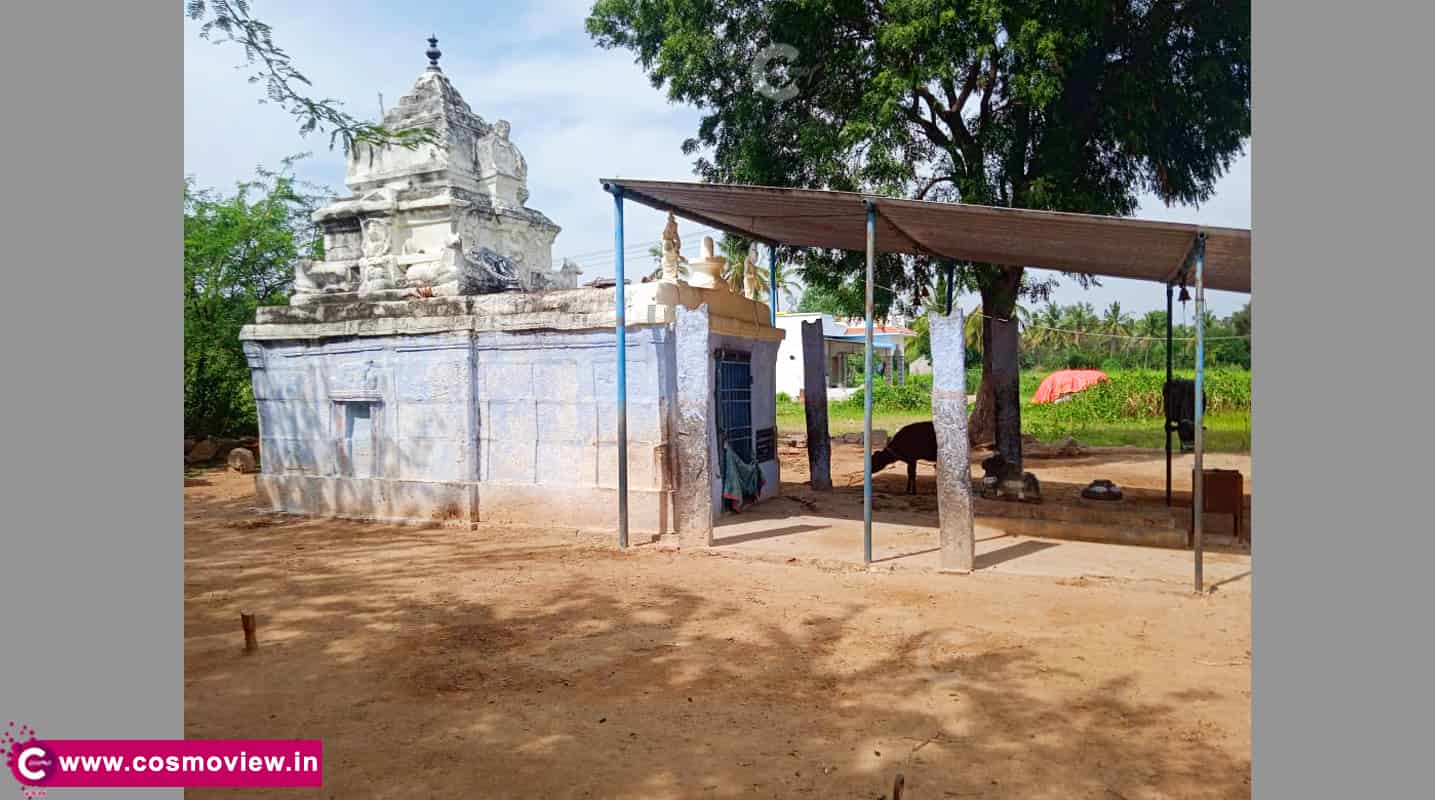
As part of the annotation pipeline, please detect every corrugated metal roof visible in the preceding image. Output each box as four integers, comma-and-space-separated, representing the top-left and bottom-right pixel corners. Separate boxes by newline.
601, 179, 1249, 293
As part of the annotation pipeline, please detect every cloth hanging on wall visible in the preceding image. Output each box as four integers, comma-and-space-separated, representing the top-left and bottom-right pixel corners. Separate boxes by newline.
722, 441, 764, 512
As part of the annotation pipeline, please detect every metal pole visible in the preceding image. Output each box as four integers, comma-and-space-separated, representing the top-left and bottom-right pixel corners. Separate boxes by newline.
1192, 234, 1207, 592
611, 186, 629, 549
768, 245, 779, 325
1165, 282, 1173, 506
863, 201, 876, 565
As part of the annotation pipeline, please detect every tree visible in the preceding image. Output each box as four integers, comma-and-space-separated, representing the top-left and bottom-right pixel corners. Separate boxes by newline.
1231, 302, 1251, 337
185, 1, 436, 153
646, 244, 689, 281
185, 158, 327, 435
588, 0, 1250, 460
796, 284, 853, 316
1100, 301, 1135, 357
719, 238, 804, 309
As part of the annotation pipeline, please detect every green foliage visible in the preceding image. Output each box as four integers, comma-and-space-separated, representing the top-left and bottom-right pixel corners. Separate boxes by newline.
775, 368, 1251, 451
185, 159, 327, 435
587, 0, 1251, 317
185, 1, 437, 153
1000, 300, 1251, 371
795, 283, 856, 316
1023, 369, 1250, 444
831, 367, 1248, 422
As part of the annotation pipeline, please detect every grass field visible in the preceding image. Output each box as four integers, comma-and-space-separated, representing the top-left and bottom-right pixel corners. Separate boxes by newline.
776, 369, 1252, 453
776, 404, 1250, 451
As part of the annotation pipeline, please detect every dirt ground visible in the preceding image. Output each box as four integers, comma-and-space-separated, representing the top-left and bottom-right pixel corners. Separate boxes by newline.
185, 446, 1251, 799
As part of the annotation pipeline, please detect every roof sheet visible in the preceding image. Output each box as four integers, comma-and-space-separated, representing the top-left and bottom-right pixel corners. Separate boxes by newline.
602, 179, 1249, 293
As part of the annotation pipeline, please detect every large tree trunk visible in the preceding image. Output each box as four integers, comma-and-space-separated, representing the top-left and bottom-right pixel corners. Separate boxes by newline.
968, 315, 997, 447
967, 268, 1024, 476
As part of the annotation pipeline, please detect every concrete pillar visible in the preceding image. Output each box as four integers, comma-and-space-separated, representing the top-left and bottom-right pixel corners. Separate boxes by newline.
673, 305, 713, 547
929, 310, 974, 572
801, 319, 833, 490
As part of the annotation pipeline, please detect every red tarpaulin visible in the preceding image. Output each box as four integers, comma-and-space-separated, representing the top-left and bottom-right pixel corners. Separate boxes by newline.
1031, 369, 1110, 404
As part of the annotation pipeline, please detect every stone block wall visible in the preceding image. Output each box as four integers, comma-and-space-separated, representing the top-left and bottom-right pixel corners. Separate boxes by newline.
243, 326, 674, 534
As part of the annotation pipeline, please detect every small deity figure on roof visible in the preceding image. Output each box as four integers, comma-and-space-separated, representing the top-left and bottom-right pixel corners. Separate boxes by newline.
659, 212, 687, 283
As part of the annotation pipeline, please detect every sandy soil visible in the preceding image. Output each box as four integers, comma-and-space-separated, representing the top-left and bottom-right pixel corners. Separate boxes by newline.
185, 450, 1251, 799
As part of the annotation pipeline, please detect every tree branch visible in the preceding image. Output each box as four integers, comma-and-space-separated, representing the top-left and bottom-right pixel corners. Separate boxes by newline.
915, 174, 959, 200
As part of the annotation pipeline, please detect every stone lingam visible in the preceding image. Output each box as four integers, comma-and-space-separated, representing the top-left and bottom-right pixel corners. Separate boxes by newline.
290, 37, 575, 305
687, 235, 729, 290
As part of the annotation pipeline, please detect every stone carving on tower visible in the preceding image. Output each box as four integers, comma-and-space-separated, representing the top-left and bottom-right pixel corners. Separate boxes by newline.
291, 37, 576, 305
659, 212, 688, 283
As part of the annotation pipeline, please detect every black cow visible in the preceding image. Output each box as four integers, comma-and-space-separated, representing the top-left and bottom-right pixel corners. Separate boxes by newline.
870, 421, 938, 495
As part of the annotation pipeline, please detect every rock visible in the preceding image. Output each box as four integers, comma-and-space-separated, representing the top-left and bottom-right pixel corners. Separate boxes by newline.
1056, 436, 1083, 457
227, 447, 258, 474
871, 429, 889, 449
186, 439, 218, 464
842, 432, 862, 444
184, 437, 197, 455
1021, 471, 1041, 500
212, 438, 244, 460
1081, 479, 1122, 501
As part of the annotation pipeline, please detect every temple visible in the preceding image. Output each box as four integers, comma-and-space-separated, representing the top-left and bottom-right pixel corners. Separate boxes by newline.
239, 39, 784, 543
292, 37, 571, 303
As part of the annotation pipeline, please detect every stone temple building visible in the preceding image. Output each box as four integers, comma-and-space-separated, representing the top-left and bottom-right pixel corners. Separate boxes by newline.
291, 37, 572, 301
240, 40, 783, 543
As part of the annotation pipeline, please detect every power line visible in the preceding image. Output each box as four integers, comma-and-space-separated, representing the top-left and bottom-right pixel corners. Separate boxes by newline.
554, 226, 723, 264
967, 310, 1249, 342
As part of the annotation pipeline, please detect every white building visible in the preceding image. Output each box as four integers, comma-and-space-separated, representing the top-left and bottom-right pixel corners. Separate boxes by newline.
774, 313, 916, 400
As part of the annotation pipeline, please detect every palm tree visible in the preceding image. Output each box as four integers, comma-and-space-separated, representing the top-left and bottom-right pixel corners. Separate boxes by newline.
1100, 301, 1135, 357
719, 239, 800, 308
1062, 302, 1099, 349
646, 244, 688, 281
1028, 302, 1067, 353
963, 302, 1031, 351
1137, 310, 1168, 369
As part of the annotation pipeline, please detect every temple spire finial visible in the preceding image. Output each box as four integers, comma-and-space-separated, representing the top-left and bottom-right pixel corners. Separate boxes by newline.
426, 35, 442, 71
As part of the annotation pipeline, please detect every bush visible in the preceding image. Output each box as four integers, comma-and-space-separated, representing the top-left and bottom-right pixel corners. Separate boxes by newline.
836, 367, 1249, 423
1025, 368, 1250, 426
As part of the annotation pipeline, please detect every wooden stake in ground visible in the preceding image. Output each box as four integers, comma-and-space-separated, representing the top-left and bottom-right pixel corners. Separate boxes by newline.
240, 612, 258, 653
892, 772, 905, 800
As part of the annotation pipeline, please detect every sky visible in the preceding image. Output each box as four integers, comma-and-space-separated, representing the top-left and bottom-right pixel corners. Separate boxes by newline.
184, 0, 1250, 318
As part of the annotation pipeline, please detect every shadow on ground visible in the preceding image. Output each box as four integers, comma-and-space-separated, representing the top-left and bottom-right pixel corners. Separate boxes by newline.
185, 479, 1249, 799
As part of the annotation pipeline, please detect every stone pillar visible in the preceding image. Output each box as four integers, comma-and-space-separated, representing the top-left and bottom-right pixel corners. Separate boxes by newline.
801, 320, 833, 491
930, 310, 974, 572
673, 305, 713, 547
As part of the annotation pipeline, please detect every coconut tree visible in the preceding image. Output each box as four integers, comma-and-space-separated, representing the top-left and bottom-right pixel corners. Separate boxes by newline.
1100, 301, 1135, 358
646, 243, 689, 281
1029, 302, 1067, 356
719, 238, 800, 308
1063, 303, 1100, 349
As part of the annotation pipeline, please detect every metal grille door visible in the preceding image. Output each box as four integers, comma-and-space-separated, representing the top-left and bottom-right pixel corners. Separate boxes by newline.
715, 350, 753, 469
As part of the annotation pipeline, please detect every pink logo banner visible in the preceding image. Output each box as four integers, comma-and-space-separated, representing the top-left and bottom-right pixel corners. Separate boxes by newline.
7, 739, 322, 789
